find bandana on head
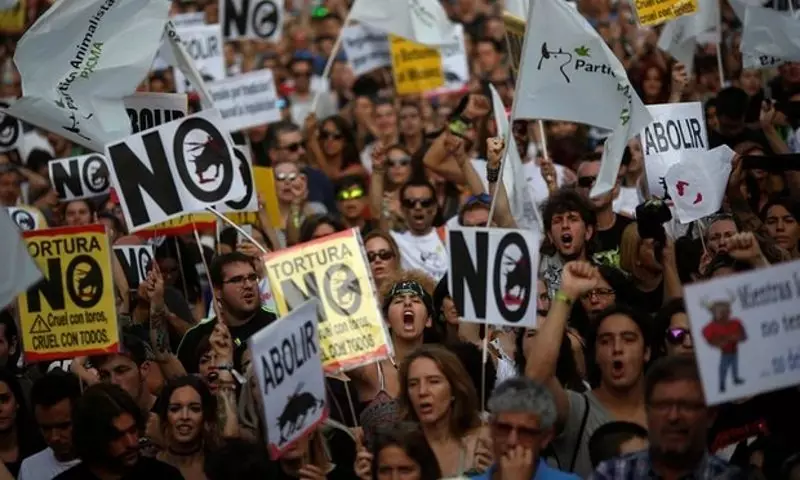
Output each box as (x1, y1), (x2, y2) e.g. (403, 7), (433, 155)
(383, 280), (434, 317)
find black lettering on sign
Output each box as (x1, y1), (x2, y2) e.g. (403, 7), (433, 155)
(322, 264), (361, 316)
(492, 232), (532, 324)
(82, 155), (109, 195)
(449, 230), (489, 319)
(185, 34), (220, 60)
(50, 159), (82, 199)
(223, 0), (249, 38)
(0, 100), (21, 150)
(643, 118), (704, 155)
(107, 115), (236, 228)
(114, 246), (154, 290)
(260, 320), (317, 395)
(127, 108), (186, 134)
(26, 237), (104, 313)
(224, 147), (254, 210)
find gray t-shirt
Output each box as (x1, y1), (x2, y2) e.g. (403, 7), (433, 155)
(549, 390), (613, 477)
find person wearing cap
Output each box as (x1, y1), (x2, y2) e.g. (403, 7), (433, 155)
(459, 193), (493, 227)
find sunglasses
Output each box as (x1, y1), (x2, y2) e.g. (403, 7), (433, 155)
(281, 142), (303, 152)
(275, 172), (299, 182)
(338, 187), (365, 201)
(581, 288), (614, 299)
(388, 157), (411, 167)
(465, 193), (491, 206)
(320, 131), (343, 141)
(578, 176), (596, 188)
(402, 197), (436, 209)
(665, 327), (691, 345)
(367, 249), (394, 263)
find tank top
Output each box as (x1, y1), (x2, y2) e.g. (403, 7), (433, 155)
(358, 362), (399, 447)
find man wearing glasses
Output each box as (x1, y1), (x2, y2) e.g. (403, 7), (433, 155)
(177, 252), (277, 374)
(335, 175), (375, 235)
(474, 377), (580, 480)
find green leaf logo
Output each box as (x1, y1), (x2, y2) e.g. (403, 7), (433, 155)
(620, 107), (630, 125)
(575, 45), (590, 57)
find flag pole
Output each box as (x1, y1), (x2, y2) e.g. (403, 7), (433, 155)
(310, 12), (352, 113)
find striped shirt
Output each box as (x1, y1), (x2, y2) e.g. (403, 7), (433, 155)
(589, 450), (743, 480)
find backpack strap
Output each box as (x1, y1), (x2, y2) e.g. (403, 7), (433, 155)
(569, 393), (591, 473)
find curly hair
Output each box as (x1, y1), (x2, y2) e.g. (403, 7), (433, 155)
(378, 268), (436, 304)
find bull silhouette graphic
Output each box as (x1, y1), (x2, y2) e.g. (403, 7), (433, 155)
(502, 254), (530, 308)
(186, 138), (226, 184)
(277, 382), (325, 444)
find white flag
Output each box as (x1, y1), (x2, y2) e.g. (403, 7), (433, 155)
(513, 0), (650, 197)
(163, 21), (215, 110)
(665, 145), (734, 224)
(657, 0), (719, 73)
(505, 0), (529, 18)
(349, 0), (458, 46)
(739, 4), (800, 69)
(3, 0), (171, 152)
(0, 209), (41, 310)
(488, 84), (539, 231)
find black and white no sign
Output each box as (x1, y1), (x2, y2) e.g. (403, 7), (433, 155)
(447, 226), (541, 328)
(222, 0), (284, 41)
(113, 245), (154, 291)
(48, 154), (110, 201)
(249, 299), (327, 459)
(104, 108), (245, 232)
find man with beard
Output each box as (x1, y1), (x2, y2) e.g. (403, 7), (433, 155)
(590, 356), (740, 479)
(539, 188), (597, 297)
(54, 383), (182, 480)
(526, 261), (651, 477)
(177, 253), (277, 373)
(575, 153), (632, 260)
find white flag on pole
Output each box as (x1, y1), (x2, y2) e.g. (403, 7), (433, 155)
(488, 84), (539, 230)
(349, 0), (458, 46)
(505, 0), (529, 18)
(738, 4), (800, 69)
(513, 0), (650, 197)
(656, 0), (719, 73)
(664, 145), (734, 224)
(3, 0), (171, 152)
(0, 209), (41, 310)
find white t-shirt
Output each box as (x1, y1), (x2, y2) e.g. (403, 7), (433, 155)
(390, 230), (448, 281)
(360, 142), (376, 174)
(522, 161), (567, 205)
(18, 448), (81, 480)
(613, 186), (642, 217)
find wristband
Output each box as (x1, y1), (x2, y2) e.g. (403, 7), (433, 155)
(554, 290), (574, 307)
(486, 166), (500, 183)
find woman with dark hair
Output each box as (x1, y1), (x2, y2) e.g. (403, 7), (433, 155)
(307, 115), (367, 180)
(156, 376), (223, 479)
(354, 422), (441, 480)
(369, 144), (418, 230)
(760, 198), (800, 259)
(653, 298), (693, 357)
(0, 369), (44, 477)
(396, 345), (491, 477)
(736, 141), (786, 215)
(297, 213), (347, 243)
(155, 238), (206, 321)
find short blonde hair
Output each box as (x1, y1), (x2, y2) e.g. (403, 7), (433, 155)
(619, 223), (642, 274)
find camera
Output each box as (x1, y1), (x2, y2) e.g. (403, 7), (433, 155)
(635, 199), (672, 263)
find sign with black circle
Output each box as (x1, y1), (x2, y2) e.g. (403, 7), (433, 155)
(113, 245), (154, 291)
(83, 155), (109, 194)
(48, 154), (111, 201)
(8, 207), (38, 231)
(105, 109), (244, 231)
(252, 0), (279, 38)
(222, 0), (284, 41)
(0, 100), (21, 153)
(447, 226), (541, 328)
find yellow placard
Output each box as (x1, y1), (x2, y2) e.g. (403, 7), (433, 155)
(0, 0), (25, 34)
(264, 229), (391, 372)
(634, 0), (697, 26)
(389, 35), (444, 96)
(18, 224), (119, 363)
(134, 213), (216, 238)
(254, 166), (282, 229)
(224, 212), (259, 227)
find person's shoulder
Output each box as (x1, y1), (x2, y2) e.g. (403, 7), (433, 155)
(136, 456), (184, 476)
(52, 462), (89, 480)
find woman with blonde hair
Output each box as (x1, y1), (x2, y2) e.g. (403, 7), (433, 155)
(362, 230), (401, 290)
(397, 344), (491, 477)
(618, 223), (682, 315)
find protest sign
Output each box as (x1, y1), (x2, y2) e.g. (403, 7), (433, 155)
(633, 0), (697, 26)
(254, 166), (281, 228)
(162, 21), (215, 109)
(48, 153), (110, 201)
(0, 99), (22, 154)
(429, 24), (469, 95)
(448, 227), (540, 328)
(222, 0), (284, 42)
(216, 133), (258, 215)
(0, 208), (41, 311)
(105, 109), (245, 231)
(342, 25), (391, 77)
(134, 214), (217, 239)
(0, 0), (24, 34)
(172, 23), (226, 94)
(265, 229), (391, 372)
(113, 245), (154, 291)
(640, 102), (708, 198)
(17, 224), (119, 362)
(208, 70), (281, 132)
(740, 5), (800, 69)
(171, 11), (206, 27)
(4, 0), (171, 151)
(390, 36), (444, 96)
(685, 259), (800, 405)
(250, 300), (326, 458)
(125, 92), (188, 134)
(665, 145), (734, 223)
(7, 206), (44, 231)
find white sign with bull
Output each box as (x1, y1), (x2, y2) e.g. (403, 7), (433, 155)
(250, 299), (327, 459)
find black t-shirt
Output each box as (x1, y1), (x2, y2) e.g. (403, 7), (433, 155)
(626, 281), (664, 315)
(177, 308), (277, 373)
(708, 128), (772, 153)
(54, 457), (184, 480)
(595, 214), (633, 255)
